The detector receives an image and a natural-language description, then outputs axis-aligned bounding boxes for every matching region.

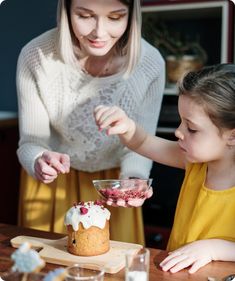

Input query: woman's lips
[88,39,106,48]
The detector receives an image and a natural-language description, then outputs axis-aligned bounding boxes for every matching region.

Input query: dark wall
[0,0,58,111]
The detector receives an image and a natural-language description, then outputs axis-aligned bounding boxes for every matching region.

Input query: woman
[17,0,165,244]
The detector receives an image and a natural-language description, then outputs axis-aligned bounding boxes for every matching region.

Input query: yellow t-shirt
[167,163,235,251]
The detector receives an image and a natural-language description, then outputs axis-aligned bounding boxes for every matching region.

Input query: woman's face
[70,0,129,57]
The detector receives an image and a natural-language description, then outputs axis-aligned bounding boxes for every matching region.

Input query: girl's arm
[130,125,185,169]
[94,106,186,169]
[160,239,235,274]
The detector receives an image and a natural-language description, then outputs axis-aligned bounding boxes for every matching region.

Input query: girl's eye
[188,127,197,133]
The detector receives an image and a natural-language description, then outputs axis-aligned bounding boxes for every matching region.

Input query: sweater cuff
[17,145,48,177]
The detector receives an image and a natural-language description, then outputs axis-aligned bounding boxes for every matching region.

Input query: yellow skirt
[18,168,145,245]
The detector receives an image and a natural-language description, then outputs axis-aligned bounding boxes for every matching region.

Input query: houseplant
[142,19,208,85]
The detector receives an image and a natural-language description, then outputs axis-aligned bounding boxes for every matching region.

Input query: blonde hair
[56,0,142,77]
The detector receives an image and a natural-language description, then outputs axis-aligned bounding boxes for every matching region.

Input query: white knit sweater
[16,28,165,178]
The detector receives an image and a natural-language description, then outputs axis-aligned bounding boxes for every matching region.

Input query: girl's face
[175,95,231,163]
[70,0,129,57]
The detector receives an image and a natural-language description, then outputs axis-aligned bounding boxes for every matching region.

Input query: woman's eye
[109,14,127,21]
[109,16,121,20]
[78,14,92,19]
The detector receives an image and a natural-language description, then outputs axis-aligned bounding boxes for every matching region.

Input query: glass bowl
[92,178,153,206]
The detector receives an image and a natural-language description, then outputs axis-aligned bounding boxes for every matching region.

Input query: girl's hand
[160,240,216,274]
[34,151,70,184]
[94,105,132,135]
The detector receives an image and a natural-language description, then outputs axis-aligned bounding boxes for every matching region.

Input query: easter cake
[64,201,111,256]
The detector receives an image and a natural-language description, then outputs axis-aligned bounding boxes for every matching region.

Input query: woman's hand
[34,151,70,184]
[160,240,217,274]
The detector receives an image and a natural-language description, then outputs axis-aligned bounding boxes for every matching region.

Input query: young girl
[16,0,165,244]
[95,63,235,273]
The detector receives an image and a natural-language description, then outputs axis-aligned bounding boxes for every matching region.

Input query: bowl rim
[92,178,152,183]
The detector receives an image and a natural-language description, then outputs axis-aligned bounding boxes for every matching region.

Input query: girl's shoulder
[185,162,207,180]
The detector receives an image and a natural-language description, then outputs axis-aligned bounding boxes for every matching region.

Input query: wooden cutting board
[10,235,142,274]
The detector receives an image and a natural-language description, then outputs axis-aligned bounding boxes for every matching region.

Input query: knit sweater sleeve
[120,41,165,179]
[16,45,51,177]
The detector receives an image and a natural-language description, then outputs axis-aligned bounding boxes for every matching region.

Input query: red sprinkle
[80,207,88,215]
[99,188,146,203]
[94,200,103,206]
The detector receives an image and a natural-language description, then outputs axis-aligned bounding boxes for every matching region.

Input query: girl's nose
[175,125,184,140]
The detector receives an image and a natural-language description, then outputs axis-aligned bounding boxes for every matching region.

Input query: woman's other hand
[34,151,70,183]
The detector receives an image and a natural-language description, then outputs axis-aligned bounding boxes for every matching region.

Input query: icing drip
[64,201,111,231]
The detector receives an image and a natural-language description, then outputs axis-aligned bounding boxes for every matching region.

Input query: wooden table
[0,223,235,281]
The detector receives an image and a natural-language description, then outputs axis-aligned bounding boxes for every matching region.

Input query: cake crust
[67,221,110,256]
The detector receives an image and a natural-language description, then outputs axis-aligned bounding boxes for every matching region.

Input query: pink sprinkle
[80,207,88,215]
[94,200,103,206]
[99,187,146,203]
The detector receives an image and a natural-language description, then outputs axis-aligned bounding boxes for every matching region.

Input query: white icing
[11,242,45,273]
[64,201,111,231]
